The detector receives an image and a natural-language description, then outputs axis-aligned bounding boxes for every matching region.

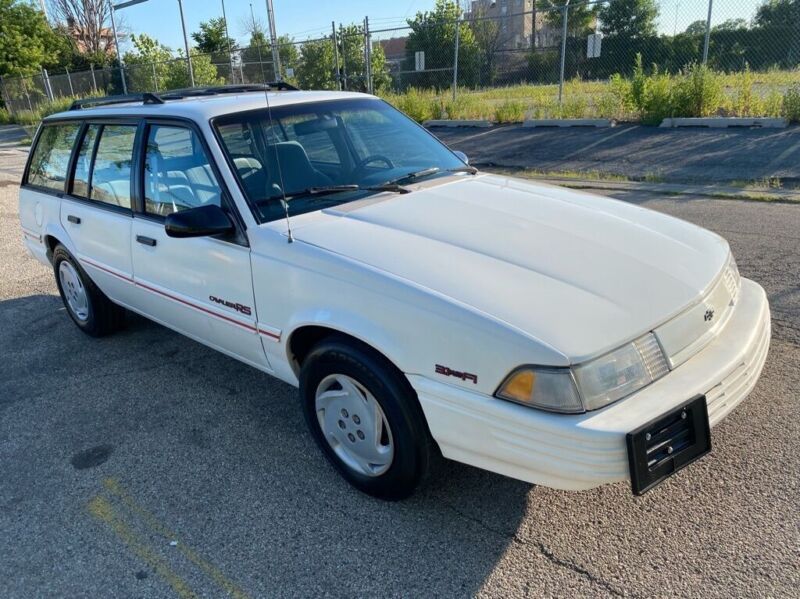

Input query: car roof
[44,90,377,123]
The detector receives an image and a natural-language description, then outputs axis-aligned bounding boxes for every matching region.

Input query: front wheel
[299,336,437,500]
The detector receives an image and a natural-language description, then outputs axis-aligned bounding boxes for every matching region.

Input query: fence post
[332,21,341,90]
[363,17,372,94]
[66,67,75,96]
[90,64,98,93]
[0,76,9,113]
[42,68,54,101]
[452,15,460,103]
[340,25,348,90]
[558,3,569,109]
[702,0,713,65]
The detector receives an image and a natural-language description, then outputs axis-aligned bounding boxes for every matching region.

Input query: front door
[129,122,269,371]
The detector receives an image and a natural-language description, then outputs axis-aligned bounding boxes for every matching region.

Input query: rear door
[129,120,270,371]
[60,121,138,305]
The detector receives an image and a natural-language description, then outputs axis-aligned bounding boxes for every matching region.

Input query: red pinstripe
[79,256,281,341]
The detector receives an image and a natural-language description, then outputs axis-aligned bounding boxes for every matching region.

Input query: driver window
[144,125,222,217]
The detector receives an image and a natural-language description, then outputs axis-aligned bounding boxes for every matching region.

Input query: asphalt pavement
[434,123,800,186]
[1,144,799,598]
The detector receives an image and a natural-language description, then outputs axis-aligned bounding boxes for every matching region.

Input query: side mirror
[165,204,235,238]
[453,150,469,165]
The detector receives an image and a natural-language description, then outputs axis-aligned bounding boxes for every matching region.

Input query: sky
[107,0,768,55]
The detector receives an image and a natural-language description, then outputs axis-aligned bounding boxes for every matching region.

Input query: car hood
[290,174,729,362]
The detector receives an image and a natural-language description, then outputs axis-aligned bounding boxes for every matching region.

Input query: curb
[659,117,788,129]
[522,119,615,128]
[423,119,492,128]
[522,177,800,202]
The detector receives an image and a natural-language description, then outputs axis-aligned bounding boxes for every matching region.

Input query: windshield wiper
[381,167,441,187]
[448,165,478,174]
[256,183,409,205]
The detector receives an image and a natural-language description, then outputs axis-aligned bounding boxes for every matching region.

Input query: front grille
[722,266,739,301]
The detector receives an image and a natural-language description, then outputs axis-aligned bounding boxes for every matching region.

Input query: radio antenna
[250,3,293,243]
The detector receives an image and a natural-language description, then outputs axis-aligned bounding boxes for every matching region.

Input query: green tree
[123,34,221,92]
[755,0,800,28]
[536,0,597,34]
[684,20,707,36]
[0,0,62,77]
[169,49,222,88]
[297,37,334,89]
[470,5,514,86]
[296,24,388,92]
[598,0,659,39]
[714,18,748,32]
[404,0,479,89]
[754,0,800,66]
[122,34,173,92]
[191,17,237,56]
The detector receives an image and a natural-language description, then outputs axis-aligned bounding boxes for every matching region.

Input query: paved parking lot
[1,145,799,598]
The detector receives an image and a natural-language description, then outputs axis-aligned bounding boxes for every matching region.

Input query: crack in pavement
[437,498,629,597]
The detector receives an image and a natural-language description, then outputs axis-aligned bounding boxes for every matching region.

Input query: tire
[299,336,437,500]
[52,244,126,337]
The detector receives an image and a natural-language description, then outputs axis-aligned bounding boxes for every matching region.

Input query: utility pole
[109,2,127,94]
[265,0,282,80]
[221,0,236,83]
[702,0,713,65]
[177,0,195,86]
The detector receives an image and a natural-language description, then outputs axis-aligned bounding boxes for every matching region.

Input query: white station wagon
[19,85,771,499]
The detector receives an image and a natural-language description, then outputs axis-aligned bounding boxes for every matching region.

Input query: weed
[494,100,525,123]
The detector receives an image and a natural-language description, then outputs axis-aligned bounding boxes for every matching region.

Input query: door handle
[67,215,81,224]
[136,235,157,247]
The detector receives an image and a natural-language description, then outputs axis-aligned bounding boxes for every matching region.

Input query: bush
[0,108,10,125]
[672,63,724,118]
[493,100,525,123]
[392,88,437,122]
[782,85,800,123]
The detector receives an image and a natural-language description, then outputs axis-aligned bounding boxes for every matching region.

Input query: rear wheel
[52,244,126,337]
[299,336,437,500]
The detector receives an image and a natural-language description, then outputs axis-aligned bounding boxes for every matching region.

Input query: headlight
[496,367,583,413]
[573,333,669,410]
[496,333,669,413]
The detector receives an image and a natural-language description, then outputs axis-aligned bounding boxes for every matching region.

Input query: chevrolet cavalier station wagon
[18,85,771,499]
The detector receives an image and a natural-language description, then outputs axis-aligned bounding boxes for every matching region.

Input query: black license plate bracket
[626,395,711,495]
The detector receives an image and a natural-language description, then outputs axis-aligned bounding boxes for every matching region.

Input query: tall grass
[380,62,800,124]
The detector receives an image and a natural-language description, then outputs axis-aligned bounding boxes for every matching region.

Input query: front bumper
[411,278,771,491]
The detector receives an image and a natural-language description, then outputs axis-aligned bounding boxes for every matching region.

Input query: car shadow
[0,293,531,596]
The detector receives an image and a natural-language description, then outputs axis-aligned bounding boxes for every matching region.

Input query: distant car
[18,85,770,499]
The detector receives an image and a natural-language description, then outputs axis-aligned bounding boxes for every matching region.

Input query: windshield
[213,97,467,223]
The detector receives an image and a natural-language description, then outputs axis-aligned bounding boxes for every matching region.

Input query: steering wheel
[351,154,395,180]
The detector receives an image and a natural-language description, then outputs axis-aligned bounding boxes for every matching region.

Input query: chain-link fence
[2,0,798,121]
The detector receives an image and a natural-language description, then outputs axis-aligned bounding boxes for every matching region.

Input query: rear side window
[90,125,137,209]
[27,123,80,191]
[71,124,101,198]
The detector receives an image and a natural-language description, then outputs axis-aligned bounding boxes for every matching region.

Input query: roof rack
[68,82,299,111]
[69,92,164,110]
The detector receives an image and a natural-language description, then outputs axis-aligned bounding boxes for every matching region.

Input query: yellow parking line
[87,495,198,599]
[102,478,250,599]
